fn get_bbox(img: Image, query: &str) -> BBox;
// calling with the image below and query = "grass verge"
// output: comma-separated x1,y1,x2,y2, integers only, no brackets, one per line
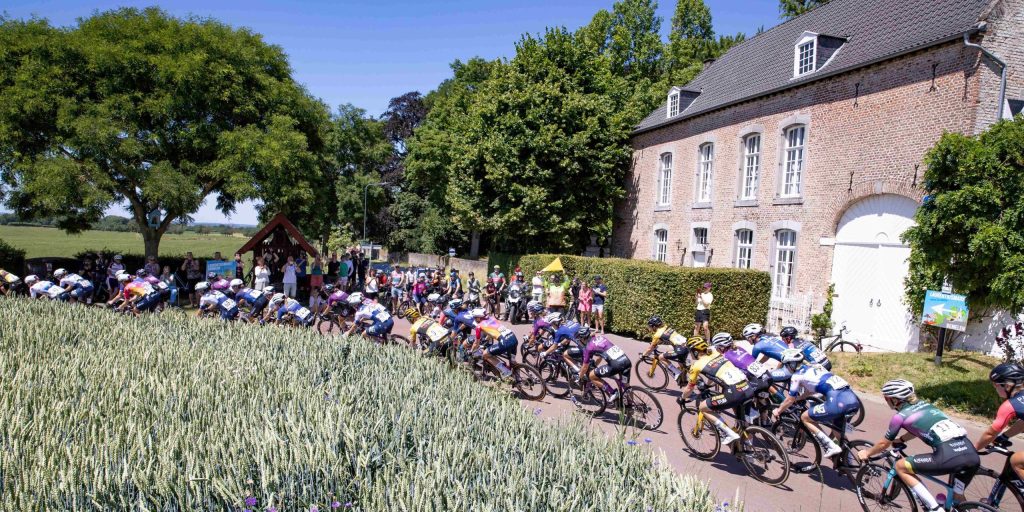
0,225,247,259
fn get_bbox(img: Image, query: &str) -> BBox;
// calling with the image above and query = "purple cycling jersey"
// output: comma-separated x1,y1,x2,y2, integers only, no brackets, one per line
143,275,161,286
531,317,553,338
721,346,757,372
327,290,348,306
582,335,626,363
211,278,230,291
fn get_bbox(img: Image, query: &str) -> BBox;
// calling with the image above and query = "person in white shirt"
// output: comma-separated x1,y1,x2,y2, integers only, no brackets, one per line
253,256,271,292
531,271,544,303
280,256,298,297
694,282,714,340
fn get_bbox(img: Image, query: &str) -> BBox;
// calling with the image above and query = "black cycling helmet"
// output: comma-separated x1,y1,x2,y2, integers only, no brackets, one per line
990,362,1024,385
648,315,664,328
323,284,335,293
780,326,798,339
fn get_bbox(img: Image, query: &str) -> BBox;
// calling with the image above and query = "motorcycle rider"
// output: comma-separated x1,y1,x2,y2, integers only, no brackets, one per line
505,277,526,323
466,271,481,307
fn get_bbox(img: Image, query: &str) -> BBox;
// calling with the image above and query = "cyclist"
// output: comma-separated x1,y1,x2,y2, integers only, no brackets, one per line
780,325,831,370
577,329,631,402
105,273,133,308
469,307,518,379
276,296,314,327
526,301,553,346
26,275,65,300
0,268,21,295
262,293,287,324
679,335,752,446
347,292,394,341
407,307,449,353
196,281,239,320
227,278,244,298
857,380,979,512
235,285,269,321
642,315,691,386
54,268,94,304
973,362,1024,479
770,349,862,458
209,272,230,292
711,332,789,388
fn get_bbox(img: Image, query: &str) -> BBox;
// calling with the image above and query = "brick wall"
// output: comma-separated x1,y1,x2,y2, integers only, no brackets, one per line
975,0,1024,129
613,40,999,306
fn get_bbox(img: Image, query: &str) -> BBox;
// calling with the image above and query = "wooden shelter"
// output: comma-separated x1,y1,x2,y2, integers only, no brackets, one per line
237,213,320,261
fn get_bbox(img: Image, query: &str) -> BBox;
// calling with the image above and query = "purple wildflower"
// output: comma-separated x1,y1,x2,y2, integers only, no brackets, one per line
311,506,319,512
245,497,258,507
331,501,341,509
534,408,542,415
644,438,653,444
345,502,353,508
626,440,638,446
267,507,277,512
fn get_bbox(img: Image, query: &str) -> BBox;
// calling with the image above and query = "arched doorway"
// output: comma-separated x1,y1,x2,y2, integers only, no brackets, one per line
830,194,919,352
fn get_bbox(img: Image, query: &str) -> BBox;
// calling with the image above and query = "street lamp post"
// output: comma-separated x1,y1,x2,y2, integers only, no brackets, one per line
362,181,390,246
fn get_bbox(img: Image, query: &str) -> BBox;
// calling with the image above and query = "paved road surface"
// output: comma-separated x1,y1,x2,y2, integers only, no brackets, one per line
371,315,1005,512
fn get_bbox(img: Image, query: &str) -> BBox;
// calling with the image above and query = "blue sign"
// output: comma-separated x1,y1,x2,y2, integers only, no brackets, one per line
921,290,969,332
206,261,237,280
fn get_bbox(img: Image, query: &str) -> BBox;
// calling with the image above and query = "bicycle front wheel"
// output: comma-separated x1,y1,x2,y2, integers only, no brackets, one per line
676,405,720,460
539,360,572,398
571,383,606,417
620,387,664,431
856,463,918,512
952,501,1001,512
772,415,820,473
635,357,669,390
963,466,1024,512
511,363,547,401
739,426,790,486
829,340,862,353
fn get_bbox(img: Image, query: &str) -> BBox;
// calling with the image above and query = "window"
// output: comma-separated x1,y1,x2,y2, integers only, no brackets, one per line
668,92,680,117
773,230,797,298
692,227,709,267
735,229,753,269
657,153,673,206
797,41,816,75
740,134,760,200
697,143,713,203
782,126,805,197
654,229,668,262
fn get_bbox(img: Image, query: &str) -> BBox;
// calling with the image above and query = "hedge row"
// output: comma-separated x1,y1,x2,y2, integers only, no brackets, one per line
70,250,237,277
508,254,771,339
0,239,26,275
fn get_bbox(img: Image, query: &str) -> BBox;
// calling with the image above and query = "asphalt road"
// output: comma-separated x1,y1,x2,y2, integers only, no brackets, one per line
368,315,1008,512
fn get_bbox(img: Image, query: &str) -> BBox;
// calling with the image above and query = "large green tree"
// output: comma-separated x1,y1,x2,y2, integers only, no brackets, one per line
779,0,830,19
902,118,1024,313
0,8,333,256
330,104,391,245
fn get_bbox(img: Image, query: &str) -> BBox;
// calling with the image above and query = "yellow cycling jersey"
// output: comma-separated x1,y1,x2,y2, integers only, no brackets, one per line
687,353,749,391
411,316,449,343
651,326,687,346
0,269,19,283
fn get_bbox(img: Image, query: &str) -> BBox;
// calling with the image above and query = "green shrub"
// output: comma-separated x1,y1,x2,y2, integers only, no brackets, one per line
0,299,719,511
0,238,26,274
514,254,771,338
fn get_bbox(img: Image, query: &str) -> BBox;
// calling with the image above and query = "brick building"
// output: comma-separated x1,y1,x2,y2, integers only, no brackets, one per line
612,0,1023,352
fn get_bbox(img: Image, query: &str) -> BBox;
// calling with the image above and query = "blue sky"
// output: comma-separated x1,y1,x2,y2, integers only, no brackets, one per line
4,0,780,224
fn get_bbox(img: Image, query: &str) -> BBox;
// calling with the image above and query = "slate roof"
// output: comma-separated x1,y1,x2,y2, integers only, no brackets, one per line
634,0,993,134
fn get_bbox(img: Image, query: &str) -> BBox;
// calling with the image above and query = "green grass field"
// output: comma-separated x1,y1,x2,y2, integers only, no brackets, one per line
0,225,249,259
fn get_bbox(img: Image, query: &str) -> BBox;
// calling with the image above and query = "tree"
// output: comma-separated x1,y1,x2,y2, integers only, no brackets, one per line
0,8,333,257
331,104,390,243
902,118,1024,314
779,0,830,19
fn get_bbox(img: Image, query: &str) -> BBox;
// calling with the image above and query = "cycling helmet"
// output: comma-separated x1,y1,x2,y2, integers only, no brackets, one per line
577,325,592,339
228,279,242,288
742,323,764,339
263,286,275,294
25,275,38,285
270,293,286,305
780,326,798,339
469,307,486,318
117,273,133,283
194,281,209,292
527,301,545,314
686,335,709,352
780,349,804,371
427,293,441,303
405,308,421,321
347,292,364,305
136,269,148,278
711,332,734,349
53,268,67,279
323,284,335,293
881,379,915,401
544,312,562,325
207,271,217,280
448,299,464,310
990,362,1024,384
647,315,664,328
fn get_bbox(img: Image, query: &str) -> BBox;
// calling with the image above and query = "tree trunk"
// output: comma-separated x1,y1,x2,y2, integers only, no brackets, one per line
469,230,481,259
141,227,162,259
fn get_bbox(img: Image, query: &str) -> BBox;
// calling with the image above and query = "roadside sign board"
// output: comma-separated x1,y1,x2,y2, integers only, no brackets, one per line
921,290,968,332
206,260,237,280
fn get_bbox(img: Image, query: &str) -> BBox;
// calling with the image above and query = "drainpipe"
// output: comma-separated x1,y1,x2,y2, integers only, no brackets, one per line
963,29,1007,121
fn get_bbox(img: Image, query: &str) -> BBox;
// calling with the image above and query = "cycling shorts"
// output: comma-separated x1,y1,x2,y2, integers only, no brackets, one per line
706,386,754,412
136,293,160,311
487,334,518,357
367,318,394,337
71,284,94,299
249,295,269,316
905,437,979,489
664,345,689,362
808,388,861,426
595,356,631,380
221,307,239,320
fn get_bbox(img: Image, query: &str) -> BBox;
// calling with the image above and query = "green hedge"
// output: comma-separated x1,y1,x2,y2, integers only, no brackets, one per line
0,238,26,274
513,254,771,339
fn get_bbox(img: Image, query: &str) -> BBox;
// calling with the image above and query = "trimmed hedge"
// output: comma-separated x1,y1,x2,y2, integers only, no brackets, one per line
512,254,771,339
0,238,26,274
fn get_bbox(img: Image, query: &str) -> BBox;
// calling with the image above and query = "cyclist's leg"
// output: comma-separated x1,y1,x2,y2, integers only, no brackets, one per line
699,395,741,442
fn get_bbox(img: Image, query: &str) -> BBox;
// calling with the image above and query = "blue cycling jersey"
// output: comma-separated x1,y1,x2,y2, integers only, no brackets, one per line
555,321,581,344
751,334,789,361
793,339,830,366
236,287,262,303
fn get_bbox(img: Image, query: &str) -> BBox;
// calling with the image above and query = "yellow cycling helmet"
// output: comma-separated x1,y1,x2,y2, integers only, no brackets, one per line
405,307,421,321
686,335,709,352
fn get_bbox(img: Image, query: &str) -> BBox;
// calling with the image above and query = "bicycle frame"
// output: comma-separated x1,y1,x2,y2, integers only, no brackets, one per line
878,452,966,510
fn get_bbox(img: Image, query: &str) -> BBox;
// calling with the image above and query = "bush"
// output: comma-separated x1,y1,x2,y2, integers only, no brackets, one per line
0,299,719,511
0,238,26,274
72,250,223,276
512,254,771,338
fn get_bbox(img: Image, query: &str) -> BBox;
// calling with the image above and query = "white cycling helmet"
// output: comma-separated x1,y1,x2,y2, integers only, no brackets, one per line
427,293,441,303
117,273,132,283
469,307,486,318
881,379,915,401
742,323,764,339
544,312,562,325
270,293,286,305
53,268,67,279
229,278,243,288
262,286,275,294
194,281,209,292
780,349,804,371
448,299,464,309
711,332,734,349
24,275,38,285
347,292,364,305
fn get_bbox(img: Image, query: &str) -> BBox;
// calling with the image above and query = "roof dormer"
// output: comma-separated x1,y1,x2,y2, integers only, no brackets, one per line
666,86,701,119
793,31,846,78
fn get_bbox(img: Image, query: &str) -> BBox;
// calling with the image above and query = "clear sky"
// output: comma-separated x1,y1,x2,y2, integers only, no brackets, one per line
3,0,781,224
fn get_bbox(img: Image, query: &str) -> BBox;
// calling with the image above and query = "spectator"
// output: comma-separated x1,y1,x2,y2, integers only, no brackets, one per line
339,253,351,291
211,251,224,262
296,252,308,277
578,280,593,327
233,253,245,280
281,256,298,297
389,265,406,312
365,268,379,300
327,253,340,283
570,276,582,318
546,272,567,313
108,254,125,296
411,273,428,313
531,271,544,303
160,266,179,307
181,252,201,307
253,256,271,291
593,275,608,334
403,265,415,296
489,265,506,317
447,268,462,298
78,257,97,304
144,255,160,277
694,282,713,340
357,252,369,288
310,256,324,291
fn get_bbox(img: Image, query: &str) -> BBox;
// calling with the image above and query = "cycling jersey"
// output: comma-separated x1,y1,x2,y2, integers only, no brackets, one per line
687,353,749,391
582,335,630,379
0,269,20,284
788,364,860,424
554,320,581,345
450,311,476,335
211,278,230,292
200,290,239,319
30,281,64,299
751,334,790,362
68,279,94,299
327,290,348,308
887,400,979,485
235,287,263,304
355,302,393,336
411,316,449,343
124,281,155,300
530,317,555,339
58,274,84,287
792,338,831,369
651,326,687,346
991,390,1024,432
720,346,779,380
277,298,313,325
885,400,968,448
475,316,518,357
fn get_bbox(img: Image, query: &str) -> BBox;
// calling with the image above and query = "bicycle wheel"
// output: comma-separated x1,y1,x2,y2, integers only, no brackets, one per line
571,383,606,417
539,360,572,398
676,405,720,460
828,340,862,353
520,343,541,367
773,416,821,473
848,405,866,427
952,501,1000,512
620,387,664,431
963,467,1024,512
855,463,918,512
739,426,790,486
635,357,669,391
389,334,410,347
511,363,547,401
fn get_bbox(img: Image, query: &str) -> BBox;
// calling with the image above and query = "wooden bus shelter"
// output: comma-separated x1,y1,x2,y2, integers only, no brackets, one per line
237,212,320,262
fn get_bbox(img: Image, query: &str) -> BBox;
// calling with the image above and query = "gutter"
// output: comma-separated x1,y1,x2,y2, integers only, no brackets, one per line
962,27,1008,121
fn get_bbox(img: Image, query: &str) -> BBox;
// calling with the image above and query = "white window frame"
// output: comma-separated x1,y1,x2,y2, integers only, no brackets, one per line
740,134,760,200
781,125,806,198
772,229,798,299
657,153,673,206
691,226,709,267
668,92,680,117
696,143,713,203
654,228,668,262
794,32,818,77
735,229,754,269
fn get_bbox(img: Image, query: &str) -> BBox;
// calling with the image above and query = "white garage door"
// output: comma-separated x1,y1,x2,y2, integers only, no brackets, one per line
830,194,919,352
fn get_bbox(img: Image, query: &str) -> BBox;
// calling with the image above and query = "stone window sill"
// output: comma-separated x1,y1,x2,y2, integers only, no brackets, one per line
772,196,804,205
691,202,712,210
734,199,758,207
653,204,672,212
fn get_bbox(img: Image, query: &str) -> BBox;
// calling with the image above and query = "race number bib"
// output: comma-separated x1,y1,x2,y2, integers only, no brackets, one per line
375,311,391,322
668,332,687,346
826,375,849,390
498,326,514,338
930,419,966,443
220,299,237,310
426,323,449,342
746,361,769,377
295,307,311,320
155,281,169,290
808,347,826,362
605,345,626,360
47,287,65,298
719,366,746,386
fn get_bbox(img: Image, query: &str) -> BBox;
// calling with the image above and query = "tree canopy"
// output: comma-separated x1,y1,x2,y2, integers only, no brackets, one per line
0,8,334,256
779,0,830,19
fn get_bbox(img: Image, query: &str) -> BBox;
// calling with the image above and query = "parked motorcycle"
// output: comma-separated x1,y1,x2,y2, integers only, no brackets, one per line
504,281,526,324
